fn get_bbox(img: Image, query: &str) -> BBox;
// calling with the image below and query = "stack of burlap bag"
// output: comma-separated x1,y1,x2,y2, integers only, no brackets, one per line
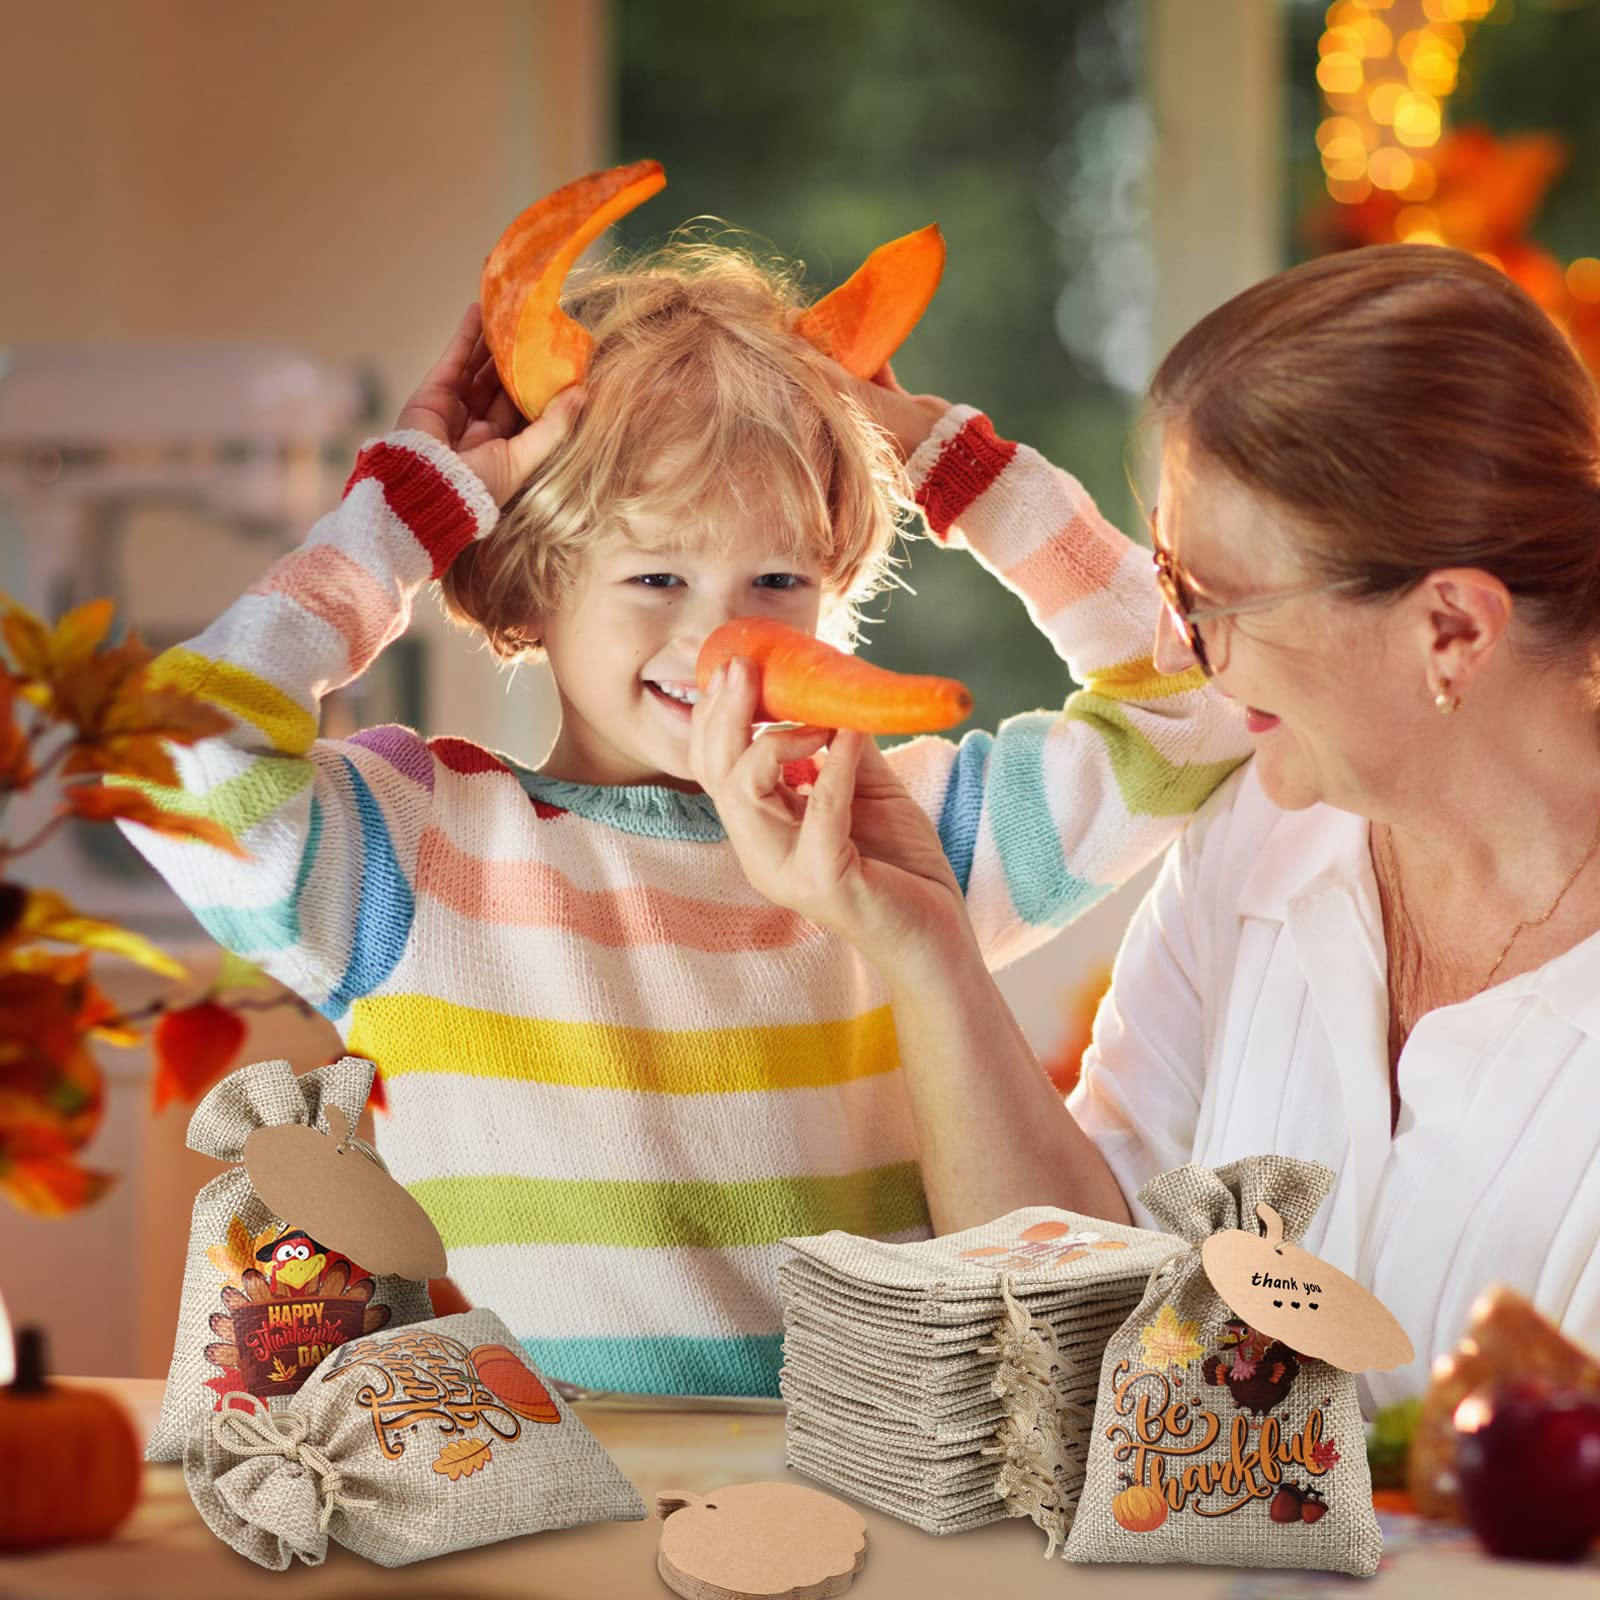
777,1207,1184,1553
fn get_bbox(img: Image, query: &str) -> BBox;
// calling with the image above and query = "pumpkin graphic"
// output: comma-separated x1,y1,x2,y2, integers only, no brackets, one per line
470,1343,561,1424
1112,1476,1169,1533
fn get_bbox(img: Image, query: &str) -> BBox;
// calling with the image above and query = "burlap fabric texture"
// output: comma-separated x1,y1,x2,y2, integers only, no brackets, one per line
145,1056,434,1462
1065,1157,1383,1577
184,1307,647,1568
779,1206,1184,1553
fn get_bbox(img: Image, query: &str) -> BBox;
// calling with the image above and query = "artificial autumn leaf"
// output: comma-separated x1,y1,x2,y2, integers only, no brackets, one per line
0,882,24,941
47,632,231,783
67,783,249,859
432,1437,493,1481
0,670,35,791
0,970,108,1145
214,948,270,990
0,595,115,693
207,1213,257,1285
0,1119,113,1216
1139,1304,1205,1372
151,1001,247,1112
15,887,188,978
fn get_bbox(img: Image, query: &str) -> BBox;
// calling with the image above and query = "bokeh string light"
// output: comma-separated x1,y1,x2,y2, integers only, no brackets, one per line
1316,0,1495,218
1312,0,1600,377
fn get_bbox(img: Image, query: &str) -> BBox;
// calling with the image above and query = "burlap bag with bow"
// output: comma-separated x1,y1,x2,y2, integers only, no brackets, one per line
145,1056,434,1462
184,1308,647,1567
1064,1156,1383,1577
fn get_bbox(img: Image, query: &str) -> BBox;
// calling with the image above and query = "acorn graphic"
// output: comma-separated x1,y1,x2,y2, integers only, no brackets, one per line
1301,1487,1329,1524
1270,1483,1306,1524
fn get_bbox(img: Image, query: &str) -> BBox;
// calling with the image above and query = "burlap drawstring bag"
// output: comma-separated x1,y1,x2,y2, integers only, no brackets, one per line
184,1308,647,1567
779,1207,1185,1553
1065,1157,1386,1577
145,1056,434,1462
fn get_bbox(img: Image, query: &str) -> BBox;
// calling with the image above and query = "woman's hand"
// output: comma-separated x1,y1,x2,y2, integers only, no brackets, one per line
841,358,952,463
689,656,975,977
395,302,585,507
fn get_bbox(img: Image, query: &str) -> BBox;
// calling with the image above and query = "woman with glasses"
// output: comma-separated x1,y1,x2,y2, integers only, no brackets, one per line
695,244,1600,1407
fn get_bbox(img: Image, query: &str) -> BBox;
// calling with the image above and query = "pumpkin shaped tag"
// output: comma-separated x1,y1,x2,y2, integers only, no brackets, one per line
655,1483,867,1600
1201,1203,1412,1374
244,1104,446,1282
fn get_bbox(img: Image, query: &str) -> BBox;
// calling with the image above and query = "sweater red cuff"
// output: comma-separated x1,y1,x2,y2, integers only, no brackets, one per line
914,412,1019,541
343,440,483,579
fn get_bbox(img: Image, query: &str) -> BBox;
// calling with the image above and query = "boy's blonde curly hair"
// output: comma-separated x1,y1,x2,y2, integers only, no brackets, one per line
438,233,913,660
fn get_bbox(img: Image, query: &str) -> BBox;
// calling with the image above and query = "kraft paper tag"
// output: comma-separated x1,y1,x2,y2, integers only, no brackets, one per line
244,1106,446,1282
655,1483,867,1600
1201,1203,1413,1373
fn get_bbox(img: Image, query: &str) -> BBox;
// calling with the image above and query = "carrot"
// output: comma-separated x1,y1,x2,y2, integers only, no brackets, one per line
697,618,973,735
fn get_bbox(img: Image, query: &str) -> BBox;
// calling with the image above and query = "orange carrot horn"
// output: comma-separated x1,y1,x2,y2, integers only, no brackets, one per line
792,223,946,378
697,617,972,735
480,160,667,420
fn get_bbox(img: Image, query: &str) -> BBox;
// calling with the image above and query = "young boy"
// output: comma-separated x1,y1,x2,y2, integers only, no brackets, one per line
117,241,1247,1397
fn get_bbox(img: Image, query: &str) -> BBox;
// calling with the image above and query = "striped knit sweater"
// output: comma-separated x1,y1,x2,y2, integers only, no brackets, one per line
115,402,1248,1396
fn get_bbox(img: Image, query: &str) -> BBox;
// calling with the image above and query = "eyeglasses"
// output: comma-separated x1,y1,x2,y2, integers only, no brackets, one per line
1149,507,1363,676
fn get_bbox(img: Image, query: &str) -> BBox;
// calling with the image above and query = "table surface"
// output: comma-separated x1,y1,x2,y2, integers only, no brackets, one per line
3,1378,1597,1600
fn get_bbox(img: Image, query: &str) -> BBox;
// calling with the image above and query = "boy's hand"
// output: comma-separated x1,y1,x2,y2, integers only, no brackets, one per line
395,303,585,507
690,657,972,977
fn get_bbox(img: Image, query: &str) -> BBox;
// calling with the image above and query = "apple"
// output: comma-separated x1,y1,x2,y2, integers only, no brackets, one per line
1453,1379,1600,1562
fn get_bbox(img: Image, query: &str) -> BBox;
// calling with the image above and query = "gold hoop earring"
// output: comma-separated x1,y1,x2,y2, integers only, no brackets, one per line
1434,680,1462,715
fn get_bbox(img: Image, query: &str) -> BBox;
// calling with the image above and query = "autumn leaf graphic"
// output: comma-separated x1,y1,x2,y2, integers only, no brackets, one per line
1139,1304,1205,1372
268,1356,298,1385
432,1437,492,1481
1311,1439,1341,1471
207,1214,256,1285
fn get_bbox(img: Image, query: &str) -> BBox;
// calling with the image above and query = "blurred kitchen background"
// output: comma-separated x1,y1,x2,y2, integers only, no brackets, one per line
2,0,1596,1376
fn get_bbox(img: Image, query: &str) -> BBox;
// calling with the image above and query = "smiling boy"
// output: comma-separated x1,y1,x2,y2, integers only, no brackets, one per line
115,241,1247,1396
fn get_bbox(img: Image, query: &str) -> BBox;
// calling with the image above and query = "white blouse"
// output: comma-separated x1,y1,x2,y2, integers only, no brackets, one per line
1068,761,1600,1415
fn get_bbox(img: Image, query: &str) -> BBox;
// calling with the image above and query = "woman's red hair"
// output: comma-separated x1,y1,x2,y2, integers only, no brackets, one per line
1148,244,1600,660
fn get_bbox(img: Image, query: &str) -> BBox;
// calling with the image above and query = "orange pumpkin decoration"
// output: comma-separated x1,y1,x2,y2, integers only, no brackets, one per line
0,1327,141,1548
1111,1475,1169,1534
481,159,667,420
792,223,946,378
469,1342,561,1424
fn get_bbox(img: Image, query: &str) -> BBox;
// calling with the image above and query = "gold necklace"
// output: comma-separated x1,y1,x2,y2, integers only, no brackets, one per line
1376,809,1600,1039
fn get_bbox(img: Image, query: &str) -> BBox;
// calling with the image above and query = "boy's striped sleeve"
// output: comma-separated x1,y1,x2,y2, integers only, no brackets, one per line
884,405,1251,970
107,430,500,1020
